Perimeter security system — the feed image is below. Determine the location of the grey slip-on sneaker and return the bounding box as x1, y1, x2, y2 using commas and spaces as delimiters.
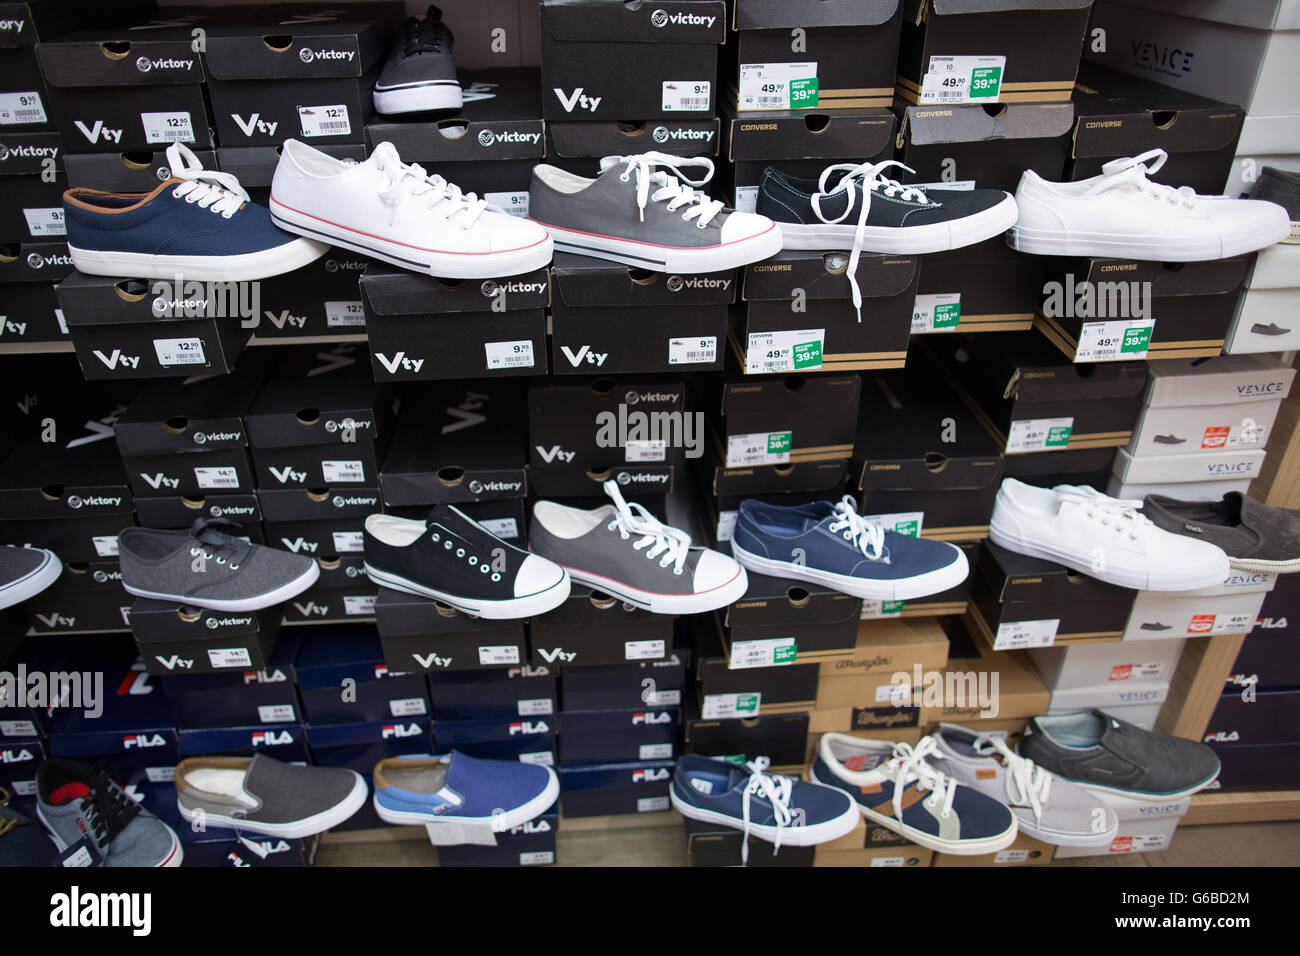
37, 759, 181, 867
0, 545, 62, 611
1143, 491, 1300, 574
1246, 166, 1300, 242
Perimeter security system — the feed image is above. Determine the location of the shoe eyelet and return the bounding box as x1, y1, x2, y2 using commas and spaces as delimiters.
190, 547, 200, 556
456, 548, 465, 557
204, 552, 213, 561
444, 541, 453, 549
216, 556, 226, 564
480, 565, 490, 574
229, 565, 239, 570
431, 533, 439, 541
619, 174, 630, 182
491, 573, 501, 582
468, 556, 477, 565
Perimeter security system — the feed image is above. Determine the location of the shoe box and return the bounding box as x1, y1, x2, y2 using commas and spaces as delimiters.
683, 705, 809, 769
912, 238, 1044, 336
160, 629, 301, 729
693, 611, 819, 714
1227, 287, 1300, 355
437, 804, 560, 867
253, 250, 376, 342
559, 654, 688, 710
0, 131, 66, 244
258, 481, 378, 555
1053, 816, 1180, 859
129, 600, 281, 677
895, 0, 1092, 107
549, 253, 731, 376
63, 146, 217, 194
1204, 686, 1300, 747
293, 624, 430, 725
431, 713, 556, 765
932, 833, 1058, 867
21, 559, 130, 634
813, 823, 935, 868
0, 240, 72, 345
1002, 447, 1116, 492
1227, 580, 1300, 688
1028, 637, 1185, 691
360, 265, 549, 381
1109, 446, 1266, 499
1107, 475, 1256, 503
278, 553, 376, 625
733, 250, 917, 372
1122, 588, 1269, 643
305, 715, 433, 832
374, 589, 528, 673
0, 734, 43, 801
557, 706, 679, 764
542, 118, 722, 179
704, 447, 849, 545
1046, 679, 1168, 728
538, 0, 726, 121
685, 815, 815, 867
427, 667, 558, 721
176, 718, 309, 768
718, 101, 895, 212
530, 585, 676, 667
132, 493, 265, 541
1205, 740, 1300, 793
558, 759, 676, 817
926, 333, 1146, 456
725, 569, 863, 659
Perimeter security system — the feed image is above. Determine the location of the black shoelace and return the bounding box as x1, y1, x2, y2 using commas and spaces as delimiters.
404, 5, 451, 55
81, 765, 142, 849
188, 516, 255, 570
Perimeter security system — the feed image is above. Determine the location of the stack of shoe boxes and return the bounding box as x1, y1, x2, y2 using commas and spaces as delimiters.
0, 234, 72, 349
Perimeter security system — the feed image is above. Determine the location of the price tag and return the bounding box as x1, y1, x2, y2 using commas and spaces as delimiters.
0, 91, 48, 125
208, 647, 253, 668
746, 328, 825, 373
195, 467, 239, 490
738, 62, 819, 110
861, 599, 905, 620
624, 640, 665, 660
322, 460, 365, 483
702, 692, 761, 719
625, 439, 667, 463
726, 430, 792, 467
637, 796, 670, 812
1076, 320, 1155, 362
876, 682, 910, 703
716, 510, 738, 542
145, 767, 174, 783
734, 185, 759, 213
258, 705, 296, 723
485, 191, 530, 218
1213, 613, 1255, 634
153, 336, 207, 367
668, 335, 717, 365
910, 181, 976, 192
1006, 417, 1073, 453
60, 841, 97, 868
92, 536, 119, 557
645, 689, 681, 705
994, 618, 1059, 650
141, 110, 194, 144
662, 80, 711, 112
729, 637, 797, 669
639, 744, 674, 760
390, 697, 428, 717
520, 851, 554, 865
870, 856, 905, 867
861, 511, 923, 537
911, 293, 962, 333
519, 751, 554, 767
480, 517, 518, 539
324, 300, 365, 327
10, 780, 35, 796
332, 531, 365, 552
22, 208, 65, 237
484, 339, 535, 370
298, 104, 351, 138
0, 721, 37, 737
919, 55, 1005, 104
995, 849, 1031, 864
479, 645, 522, 665
517, 698, 554, 716
343, 594, 376, 615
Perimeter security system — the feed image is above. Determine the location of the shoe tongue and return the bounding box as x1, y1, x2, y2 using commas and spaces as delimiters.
372, 142, 403, 169
49, 782, 90, 805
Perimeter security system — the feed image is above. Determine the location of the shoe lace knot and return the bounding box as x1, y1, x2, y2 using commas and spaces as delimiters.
740, 756, 795, 865
887, 736, 958, 820
372, 142, 487, 230
600, 152, 725, 228
601, 479, 690, 575
166, 143, 247, 218
828, 495, 886, 561
188, 516, 255, 570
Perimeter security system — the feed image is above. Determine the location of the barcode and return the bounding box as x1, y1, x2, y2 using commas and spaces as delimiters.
681, 351, 711, 362
756, 96, 785, 108
502, 206, 527, 218
676, 97, 709, 110
159, 129, 189, 142
14, 110, 43, 122
500, 355, 531, 366
316, 121, 350, 133
207, 477, 238, 488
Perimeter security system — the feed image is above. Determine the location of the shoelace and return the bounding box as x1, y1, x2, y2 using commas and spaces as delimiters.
601, 478, 691, 575
971, 735, 1052, 824
371, 142, 488, 230
81, 766, 142, 851
1088, 149, 1199, 211
827, 495, 887, 561
740, 756, 794, 865
885, 737, 958, 821
404, 5, 449, 54
0, 787, 14, 839
1055, 485, 1150, 542
599, 152, 725, 228
188, 516, 255, 571
810, 161, 932, 322
166, 143, 248, 218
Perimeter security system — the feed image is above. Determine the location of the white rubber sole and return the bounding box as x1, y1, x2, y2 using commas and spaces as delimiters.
559, 562, 749, 615
729, 538, 968, 601
373, 81, 462, 115
0, 549, 62, 611
1007, 215, 1291, 261
535, 219, 783, 273
669, 787, 861, 847
1072, 769, 1221, 805
121, 561, 320, 612
1015, 813, 1118, 848
373, 767, 559, 832
364, 563, 571, 620
67, 237, 328, 282
178, 770, 368, 839
1228, 555, 1300, 574
779, 194, 1019, 254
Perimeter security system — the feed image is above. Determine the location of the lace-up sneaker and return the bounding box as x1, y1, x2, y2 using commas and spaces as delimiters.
528, 479, 747, 614
373, 5, 462, 115
62, 143, 327, 281
37, 759, 182, 867
730, 496, 968, 601
988, 478, 1230, 591
931, 723, 1117, 848
270, 139, 552, 277
810, 733, 1017, 855
529, 152, 782, 272
363, 505, 570, 619
0, 545, 61, 611
671, 754, 859, 864
1010, 149, 1291, 260
118, 518, 320, 611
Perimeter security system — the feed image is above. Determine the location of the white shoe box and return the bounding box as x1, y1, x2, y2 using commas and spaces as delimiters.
1108, 475, 1254, 501
1225, 114, 1300, 197
1144, 354, 1294, 408
1123, 590, 1267, 641
1112, 446, 1266, 486
1248, 243, 1300, 290
1029, 640, 1185, 691
1054, 816, 1181, 858
1180, 571, 1277, 598
1225, 287, 1300, 353
1100, 790, 1192, 824
1048, 681, 1169, 726
1126, 398, 1281, 458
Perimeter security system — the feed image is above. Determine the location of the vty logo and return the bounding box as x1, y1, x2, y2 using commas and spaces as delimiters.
231, 113, 278, 137
535, 647, 576, 663
552, 88, 602, 113
269, 466, 307, 484
281, 537, 318, 553
92, 349, 140, 370
412, 652, 452, 669
154, 655, 194, 671
140, 472, 179, 490
374, 351, 425, 375
560, 344, 607, 367
73, 120, 123, 144
534, 445, 575, 464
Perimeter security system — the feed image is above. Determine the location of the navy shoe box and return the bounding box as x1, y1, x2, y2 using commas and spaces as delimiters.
161, 630, 302, 729
295, 624, 430, 725
559, 759, 675, 817
426, 668, 557, 721
437, 803, 559, 868
430, 716, 556, 766
557, 707, 679, 765
176, 721, 309, 766
560, 654, 688, 711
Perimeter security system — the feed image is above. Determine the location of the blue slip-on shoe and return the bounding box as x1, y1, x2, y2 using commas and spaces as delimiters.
731, 495, 969, 600
372, 751, 559, 831
63, 143, 327, 281
810, 732, 1017, 855
671, 753, 859, 863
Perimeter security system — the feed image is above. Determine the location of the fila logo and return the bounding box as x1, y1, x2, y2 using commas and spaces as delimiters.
381, 723, 422, 739
1204, 730, 1240, 742
231, 113, 279, 137
560, 345, 608, 367
154, 655, 194, 671
34, 612, 75, 628
92, 349, 140, 370
122, 733, 167, 750
292, 600, 327, 616
632, 711, 672, 725
252, 730, 294, 747
509, 665, 550, 678
632, 768, 670, 782
74, 120, 123, 144
269, 466, 307, 484
511, 819, 552, 834
0, 748, 34, 763
412, 651, 452, 669
1257, 617, 1288, 629
227, 852, 251, 867
281, 537, 318, 554
264, 309, 305, 330
243, 668, 288, 684
552, 87, 602, 113
534, 445, 575, 464
374, 351, 425, 375
140, 472, 179, 490
509, 720, 549, 735
240, 837, 292, 855
535, 647, 576, 663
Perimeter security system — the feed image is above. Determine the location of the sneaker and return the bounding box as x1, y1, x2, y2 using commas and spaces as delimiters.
36, 760, 182, 867
809, 733, 1017, 855
1142, 491, 1300, 574
1244, 165, 1300, 243
0, 785, 58, 867
118, 518, 319, 611
1018, 710, 1220, 802
1009, 149, 1291, 260
931, 723, 1118, 848
528, 479, 748, 614
363, 505, 570, 619
988, 478, 1230, 591
730, 496, 968, 601
270, 139, 552, 278
529, 152, 782, 272
63, 143, 327, 281
0, 545, 62, 611
373, 5, 462, 115
175, 754, 367, 838
372, 752, 558, 830
670, 754, 859, 863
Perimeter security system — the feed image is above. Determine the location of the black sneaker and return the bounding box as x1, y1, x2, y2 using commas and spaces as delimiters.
373, 5, 462, 115
363, 505, 570, 619
1245, 166, 1300, 243
0, 545, 62, 611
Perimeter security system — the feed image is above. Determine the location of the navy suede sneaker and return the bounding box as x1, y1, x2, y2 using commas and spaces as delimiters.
63, 143, 327, 281
731, 496, 968, 600
372, 752, 559, 832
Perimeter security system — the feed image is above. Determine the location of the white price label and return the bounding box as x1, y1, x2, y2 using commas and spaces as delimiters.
625, 439, 667, 463
1075, 319, 1155, 362
637, 796, 670, 812
153, 336, 206, 367
701, 692, 762, 719
258, 705, 296, 723
876, 682, 910, 703
861, 599, 905, 620
92, 536, 119, 557
870, 856, 905, 867
390, 697, 428, 717
479, 517, 519, 539
22, 207, 65, 237
668, 335, 717, 365
62, 845, 95, 868
1129, 834, 1171, 851
332, 531, 365, 552
0, 91, 48, 125
55, 308, 67, 335
729, 637, 797, 669
1006, 417, 1073, 453
141, 111, 194, 144
726, 431, 792, 467
662, 80, 711, 112
1213, 613, 1255, 634
145, 767, 174, 783
325, 300, 365, 327
519, 751, 555, 766
911, 293, 962, 333
646, 689, 681, 705
0, 721, 37, 737
322, 460, 365, 483
994, 618, 1060, 650
484, 339, 535, 370
195, 466, 239, 490
624, 640, 666, 660
343, 594, 376, 615
734, 185, 759, 213
11, 780, 36, 796
479, 644, 522, 665
298, 104, 351, 138
715, 510, 738, 542
518, 698, 554, 716
520, 851, 554, 865
995, 849, 1031, 864
738, 62, 819, 111
745, 328, 824, 373
485, 191, 530, 218
208, 647, 253, 669
910, 180, 976, 192
640, 743, 674, 760
862, 511, 924, 537
919, 55, 1006, 105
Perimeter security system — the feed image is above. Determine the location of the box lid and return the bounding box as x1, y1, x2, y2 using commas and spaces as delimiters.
360, 265, 550, 315
725, 106, 896, 163
35, 7, 218, 87
295, 624, 414, 688
912, 0, 1093, 16
202, 5, 401, 80
552, 252, 737, 307
734, 0, 899, 30
546, 120, 721, 160
541, 0, 726, 45
1073, 255, 1251, 297
1145, 354, 1295, 407
743, 249, 919, 301
256, 486, 381, 522
0, 241, 73, 283
216, 143, 366, 189
1102, 0, 1297, 32
721, 374, 861, 419
726, 571, 862, 628
978, 538, 1135, 603
0, 132, 63, 177
0, 0, 142, 47
903, 102, 1075, 146
306, 716, 431, 748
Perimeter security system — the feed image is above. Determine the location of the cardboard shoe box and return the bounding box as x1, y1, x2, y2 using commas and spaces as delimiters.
1204, 686, 1300, 747
1123, 589, 1266, 642
130, 600, 280, 677
294, 624, 429, 725
431, 714, 555, 764
558, 760, 675, 817
932, 832, 1057, 867
1028, 638, 1184, 691
558, 707, 679, 764
911, 237, 1045, 335
22, 559, 132, 635
687, 816, 814, 867
706, 445, 850, 545
374, 588, 527, 673
683, 709, 809, 767
560, 654, 688, 710
1110, 445, 1266, 496
438, 805, 560, 867
692, 610, 820, 712
530, 585, 675, 667
1047, 678, 1168, 728
726, 570, 863, 657
709, 372, 860, 470
0, 131, 66, 244
543, 117, 721, 176
160, 630, 301, 729
1225, 287, 1300, 355
427, 667, 557, 722
64, 147, 218, 194
215, 142, 366, 209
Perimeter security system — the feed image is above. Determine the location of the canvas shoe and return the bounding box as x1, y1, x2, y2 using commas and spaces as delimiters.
730, 496, 968, 601
1018, 710, 1220, 803
175, 754, 367, 838
0, 785, 58, 867
0, 545, 61, 611
1142, 491, 1300, 574
1009, 148, 1291, 260
36, 760, 182, 867
671, 754, 859, 863
118, 517, 320, 612
62, 143, 327, 281
270, 139, 552, 278
931, 723, 1118, 848
372, 752, 558, 831
529, 479, 748, 614
989, 478, 1230, 591
1244, 166, 1300, 242
373, 5, 462, 115
363, 504, 570, 619
529, 152, 782, 272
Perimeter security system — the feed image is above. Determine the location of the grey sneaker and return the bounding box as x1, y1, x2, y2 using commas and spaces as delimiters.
529, 479, 748, 614
0, 545, 62, 611
529, 152, 782, 272
1018, 710, 1220, 802
373, 5, 462, 115
119, 517, 319, 611
1245, 166, 1300, 242
36, 760, 182, 867
931, 723, 1118, 848
175, 754, 367, 838
1142, 491, 1300, 574
1251, 322, 1291, 336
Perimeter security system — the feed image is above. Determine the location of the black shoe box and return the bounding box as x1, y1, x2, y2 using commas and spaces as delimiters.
251, 439, 388, 492
258, 485, 379, 561
374, 588, 528, 673
683, 708, 809, 766
0, 131, 66, 242
132, 493, 263, 537
0, 239, 73, 344
1205, 740, 1300, 794
694, 608, 820, 709
550, 253, 732, 376
0, 0, 146, 45
559, 653, 688, 710
734, 250, 917, 373
912, 239, 1042, 337
22, 560, 131, 635
1001, 446, 1116, 491
558, 759, 675, 817
130, 600, 279, 676
1228, 582, 1300, 690
544, 119, 721, 178
530, 585, 676, 667
64, 147, 217, 192
294, 623, 429, 723
360, 265, 549, 381
431, 716, 555, 765
119, 446, 256, 499
1205, 687, 1300, 748
558, 707, 679, 764
686, 816, 816, 867
248, 249, 375, 340
215, 142, 366, 209
539, 0, 725, 121
724, 569, 862, 656
426, 667, 558, 721
279, 588, 377, 626
0, 45, 52, 130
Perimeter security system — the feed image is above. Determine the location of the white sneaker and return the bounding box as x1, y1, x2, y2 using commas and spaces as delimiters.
1009, 149, 1291, 260
269, 139, 552, 278
988, 478, 1230, 591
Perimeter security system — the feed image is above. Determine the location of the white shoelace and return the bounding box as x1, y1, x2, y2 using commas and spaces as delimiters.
1055, 485, 1150, 542
740, 756, 794, 865
827, 495, 886, 561
600, 152, 725, 228
1088, 149, 1200, 211
971, 734, 1052, 824
371, 142, 488, 229
166, 143, 247, 218
886, 737, 958, 821
811, 161, 932, 322
601, 479, 691, 575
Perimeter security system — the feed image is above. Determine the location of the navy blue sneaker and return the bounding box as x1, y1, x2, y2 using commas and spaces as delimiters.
810, 733, 1017, 855
372, 752, 559, 832
671, 754, 859, 863
731, 496, 969, 600
63, 143, 327, 281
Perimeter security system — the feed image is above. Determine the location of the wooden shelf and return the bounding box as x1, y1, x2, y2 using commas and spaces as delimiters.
1182, 790, 1300, 826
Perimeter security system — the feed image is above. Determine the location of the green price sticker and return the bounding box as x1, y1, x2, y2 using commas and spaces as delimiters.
767, 431, 792, 455
774, 643, 798, 664
933, 302, 962, 329
970, 66, 1002, 99
721, 754, 746, 765
789, 77, 818, 108
736, 694, 760, 714
894, 520, 920, 537
792, 339, 823, 370
882, 600, 905, 615
1121, 326, 1153, 354
1046, 425, 1073, 448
